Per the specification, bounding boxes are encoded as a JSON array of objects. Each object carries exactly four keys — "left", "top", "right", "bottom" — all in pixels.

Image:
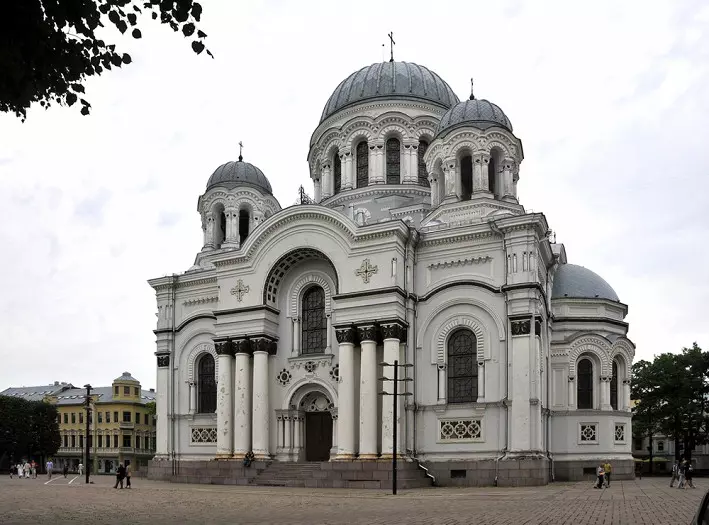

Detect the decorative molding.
[
  {"left": 438, "top": 418, "right": 483, "bottom": 442},
  {"left": 276, "top": 369, "right": 292, "bottom": 387},
  {"left": 183, "top": 295, "right": 219, "bottom": 307},
  {"left": 357, "top": 324, "right": 377, "bottom": 342},
  {"left": 381, "top": 322, "right": 407, "bottom": 343},
  {"left": 289, "top": 272, "right": 334, "bottom": 317},
  {"left": 230, "top": 279, "right": 249, "bottom": 302},
  {"left": 428, "top": 256, "right": 492, "bottom": 270},
  {"left": 355, "top": 258, "right": 378, "bottom": 284},
  {"left": 190, "top": 427, "right": 217, "bottom": 444},
  {"left": 156, "top": 354, "right": 170, "bottom": 368},
  {"left": 510, "top": 319, "right": 530, "bottom": 336},
  {"left": 289, "top": 354, "right": 332, "bottom": 371},
  {"left": 186, "top": 342, "right": 218, "bottom": 382},
  {"left": 335, "top": 327, "right": 357, "bottom": 345}
]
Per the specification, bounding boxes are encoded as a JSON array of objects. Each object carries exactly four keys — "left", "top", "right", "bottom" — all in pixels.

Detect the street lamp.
[{"left": 84, "top": 384, "right": 92, "bottom": 484}]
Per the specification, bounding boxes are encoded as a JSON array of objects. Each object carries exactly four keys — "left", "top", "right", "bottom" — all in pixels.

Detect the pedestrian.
[
  {"left": 595, "top": 464, "right": 605, "bottom": 488},
  {"left": 125, "top": 464, "right": 131, "bottom": 489},
  {"left": 30, "top": 461, "right": 37, "bottom": 479},
  {"left": 46, "top": 459, "right": 53, "bottom": 481},
  {"left": 9, "top": 464, "right": 14, "bottom": 479},
  {"left": 63, "top": 464, "right": 68, "bottom": 478},
  {"left": 18, "top": 463, "right": 24, "bottom": 479},
  {"left": 685, "top": 464, "right": 695, "bottom": 489},
  {"left": 603, "top": 460, "right": 612, "bottom": 487},
  {"left": 670, "top": 461, "right": 679, "bottom": 487},
  {"left": 114, "top": 463, "right": 125, "bottom": 489},
  {"left": 678, "top": 459, "right": 687, "bottom": 489},
  {"left": 78, "top": 462, "right": 83, "bottom": 476}
]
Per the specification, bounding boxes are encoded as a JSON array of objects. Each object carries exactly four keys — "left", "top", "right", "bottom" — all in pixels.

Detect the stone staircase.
[{"left": 250, "top": 460, "right": 433, "bottom": 489}]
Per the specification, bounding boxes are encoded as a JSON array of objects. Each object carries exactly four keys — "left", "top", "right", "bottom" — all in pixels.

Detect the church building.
[{"left": 148, "top": 59, "right": 635, "bottom": 486}]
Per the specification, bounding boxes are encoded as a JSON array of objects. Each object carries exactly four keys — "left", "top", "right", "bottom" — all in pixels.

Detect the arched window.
[
  {"left": 577, "top": 359, "right": 593, "bottom": 409},
  {"left": 197, "top": 354, "right": 216, "bottom": 413},
  {"left": 301, "top": 286, "right": 326, "bottom": 354},
  {"left": 461, "top": 156, "right": 473, "bottom": 200},
  {"left": 418, "top": 139, "right": 430, "bottom": 187},
  {"left": 356, "top": 141, "right": 369, "bottom": 188},
  {"left": 333, "top": 154, "right": 341, "bottom": 195},
  {"left": 610, "top": 360, "right": 618, "bottom": 410},
  {"left": 447, "top": 329, "right": 478, "bottom": 403},
  {"left": 386, "top": 138, "right": 400, "bottom": 184},
  {"left": 238, "top": 209, "right": 250, "bottom": 244},
  {"left": 487, "top": 156, "right": 496, "bottom": 195}
]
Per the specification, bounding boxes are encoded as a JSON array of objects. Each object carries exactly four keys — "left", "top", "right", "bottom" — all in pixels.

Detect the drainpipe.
[
  {"left": 406, "top": 228, "right": 418, "bottom": 456},
  {"left": 489, "top": 218, "right": 509, "bottom": 486},
  {"left": 170, "top": 274, "right": 177, "bottom": 475}
]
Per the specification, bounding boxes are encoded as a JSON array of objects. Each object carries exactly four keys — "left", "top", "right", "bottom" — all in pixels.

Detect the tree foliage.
[
  {"left": 632, "top": 343, "right": 709, "bottom": 465},
  {"left": 0, "top": 396, "right": 61, "bottom": 465},
  {"left": 0, "top": 0, "right": 211, "bottom": 120}
]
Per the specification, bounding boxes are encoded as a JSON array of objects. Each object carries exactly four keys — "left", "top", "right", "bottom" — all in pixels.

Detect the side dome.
[
  {"left": 435, "top": 98, "right": 512, "bottom": 138},
  {"left": 552, "top": 264, "right": 620, "bottom": 302},
  {"left": 320, "top": 61, "right": 459, "bottom": 123},
  {"left": 206, "top": 158, "right": 273, "bottom": 195}
]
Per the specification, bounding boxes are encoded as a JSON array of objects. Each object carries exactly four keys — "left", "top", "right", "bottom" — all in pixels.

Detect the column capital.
[
  {"left": 252, "top": 337, "right": 278, "bottom": 356},
  {"left": 156, "top": 354, "right": 170, "bottom": 367},
  {"left": 335, "top": 326, "right": 357, "bottom": 344},
  {"left": 214, "top": 340, "right": 235, "bottom": 356},
  {"left": 356, "top": 324, "right": 377, "bottom": 343},
  {"left": 381, "top": 321, "right": 407, "bottom": 342}
]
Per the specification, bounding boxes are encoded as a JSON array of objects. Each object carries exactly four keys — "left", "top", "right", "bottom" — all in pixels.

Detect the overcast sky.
[{"left": 1, "top": 0, "right": 707, "bottom": 391}]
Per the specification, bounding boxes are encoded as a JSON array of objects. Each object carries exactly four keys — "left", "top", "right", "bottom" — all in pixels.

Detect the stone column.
[
  {"left": 358, "top": 325, "right": 378, "bottom": 459},
  {"left": 188, "top": 381, "right": 196, "bottom": 415},
  {"left": 222, "top": 208, "right": 238, "bottom": 248},
  {"left": 252, "top": 340, "right": 273, "bottom": 459},
  {"left": 601, "top": 377, "right": 612, "bottom": 410},
  {"left": 473, "top": 154, "right": 485, "bottom": 193},
  {"left": 437, "top": 363, "right": 446, "bottom": 402},
  {"left": 342, "top": 149, "right": 353, "bottom": 190},
  {"left": 321, "top": 163, "right": 332, "bottom": 199},
  {"left": 215, "top": 341, "right": 234, "bottom": 458},
  {"left": 335, "top": 327, "right": 356, "bottom": 459},
  {"left": 283, "top": 415, "right": 292, "bottom": 454},
  {"left": 623, "top": 379, "right": 631, "bottom": 411},
  {"left": 381, "top": 322, "right": 404, "bottom": 458},
  {"left": 325, "top": 314, "right": 332, "bottom": 353},
  {"left": 368, "top": 145, "right": 377, "bottom": 185},
  {"left": 477, "top": 362, "right": 485, "bottom": 402},
  {"left": 410, "top": 144, "right": 419, "bottom": 184},
  {"left": 443, "top": 162, "right": 457, "bottom": 203},
  {"left": 331, "top": 412, "right": 338, "bottom": 458},
  {"left": 509, "top": 318, "right": 533, "bottom": 452},
  {"left": 429, "top": 176, "right": 439, "bottom": 207},
  {"left": 568, "top": 377, "right": 575, "bottom": 408},
  {"left": 293, "top": 413, "right": 303, "bottom": 461},
  {"left": 314, "top": 179, "right": 321, "bottom": 202},
  {"left": 402, "top": 143, "right": 413, "bottom": 183},
  {"left": 204, "top": 212, "right": 215, "bottom": 250},
  {"left": 293, "top": 318, "right": 300, "bottom": 356},
  {"left": 233, "top": 343, "right": 252, "bottom": 458},
  {"left": 155, "top": 353, "right": 170, "bottom": 457},
  {"left": 374, "top": 142, "right": 385, "bottom": 183}
]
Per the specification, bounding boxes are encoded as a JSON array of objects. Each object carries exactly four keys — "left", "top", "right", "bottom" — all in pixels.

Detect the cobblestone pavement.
[{"left": 0, "top": 475, "right": 705, "bottom": 524}]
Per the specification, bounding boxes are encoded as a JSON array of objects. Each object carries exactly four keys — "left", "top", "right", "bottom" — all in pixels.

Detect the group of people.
[
  {"left": 8, "top": 460, "right": 38, "bottom": 479},
  {"left": 594, "top": 461, "right": 613, "bottom": 488},
  {"left": 670, "top": 459, "right": 696, "bottom": 489},
  {"left": 113, "top": 462, "right": 132, "bottom": 489}
]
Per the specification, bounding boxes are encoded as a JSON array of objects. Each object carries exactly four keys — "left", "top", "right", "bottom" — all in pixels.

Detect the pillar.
[
  {"left": 222, "top": 208, "right": 238, "bottom": 248},
  {"left": 429, "top": 176, "right": 439, "bottom": 207},
  {"left": 473, "top": 154, "right": 484, "bottom": 193},
  {"left": 188, "top": 381, "right": 196, "bottom": 415},
  {"left": 215, "top": 342, "right": 234, "bottom": 458},
  {"left": 331, "top": 410, "right": 338, "bottom": 458},
  {"left": 321, "top": 163, "right": 332, "bottom": 198},
  {"left": 155, "top": 352, "right": 170, "bottom": 457},
  {"left": 314, "top": 179, "right": 321, "bottom": 202},
  {"left": 293, "top": 318, "right": 300, "bottom": 356},
  {"left": 443, "top": 163, "right": 457, "bottom": 202},
  {"left": 283, "top": 415, "right": 292, "bottom": 452},
  {"left": 623, "top": 379, "right": 631, "bottom": 411},
  {"left": 601, "top": 377, "right": 612, "bottom": 410},
  {"left": 568, "top": 377, "right": 575, "bottom": 408},
  {"left": 509, "top": 318, "right": 532, "bottom": 452},
  {"left": 204, "top": 212, "right": 215, "bottom": 249},
  {"left": 335, "top": 327, "right": 356, "bottom": 459},
  {"left": 293, "top": 413, "right": 302, "bottom": 460},
  {"left": 342, "top": 150, "right": 353, "bottom": 190},
  {"left": 358, "top": 326, "right": 378, "bottom": 459},
  {"left": 233, "top": 346, "right": 252, "bottom": 458},
  {"left": 368, "top": 145, "right": 377, "bottom": 185},
  {"left": 437, "top": 364, "right": 446, "bottom": 402},
  {"left": 402, "top": 143, "right": 413, "bottom": 183},
  {"left": 375, "top": 143, "right": 385, "bottom": 183},
  {"left": 410, "top": 144, "right": 419, "bottom": 184},
  {"left": 477, "top": 362, "right": 485, "bottom": 402},
  {"left": 252, "top": 348, "right": 270, "bottom": 459},
  {"left": 325, "top": 314, "right": 332, "bottom": 353},
  {"left": 381, "top": 322, "right": 404, "bottom": 458}
]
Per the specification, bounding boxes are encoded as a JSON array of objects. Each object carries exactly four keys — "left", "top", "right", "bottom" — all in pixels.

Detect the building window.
[
  {"left": 63, "top": 413, "right": 68, "bottom": 424},
  {"left": 301, "top": 286, "right": 326, "bottom": 355},
  {"left": 135, "top": 387, "right": 139, "bottom": 396},
  {"left": 79, "top": 412, "right": 83, "bottom": 424},
  {"left": 98, "top": 435, "right": 103, "bottom": 448},
  {"left": 333, "top": 153, "right": 341, "bottom": 195},
  {"left": 135, "top": 412, "right": 140, "bottom": 423},
  {"left": 610, "top": 360, "right": 619, "bottom": 410},
  {"left": 122, "top": 411, "right": 131, "bottom": 423},
  {"left": 114, "top": 386, "right": 119, "bottom": 395},
  {"left": 418, "top": 139, "right": 429, "bottom": 187},
  {"left": 135, "top": 435, "right": 141, "bottom": 450},
  {"left": 198, "top": 354, "right": 217, "bottom": 413},
  {"left": 614, "top": 424, "right": 626, "bottom": 443},
  {"left": 122, "top": 434, "right": 131, "bottom": 448},
  {"left": 97, "top": 411, "right": 102, "bottom": 423},
  {"left": 63, "top": 435, "right": 68, "bottom": 447},
  {"left": 447, "top": 329, "right": 478, "bottom": 403},
  {"left": 385, "top": 138, "right": 400, "bottom": 184},
  {"left": 238, "top": 209, "right": 250, "bottom": 244},
  {"left": 356, "top": 141, "right": 368, "bottom": 188},
  {"left": 113, "top": 411, "right": 118, "bottom": 422},
  {"left": 106, "top": 411, "right": 111, "bottom": 423},
  {"left": 71, "top": 435, "right": 76, "bottom": 448},
  {"left": 487, "top": 155, "right": 496, "bottom": 195},
  {"left": 123, "top": 386, "right": 129, "bottom": 395},
  {"left": 461, "top": 156, "right": 473, "bottom": 200},
  {"left": 577, "top": 358, "right": 593, "bottom": 409},
  {"left": 79, "top": 435, "right": 83, "bottom": 448},
  {"left": 144, "top": 414, "right": 149, "bottom": 425},
  {"left": 114, "top": 435, "right": 119, "bottom": 448},
  {"left": 71, "top": 413, "right": 76, "bottom": 424},
  {"left": 658, "top": 441, "right": 664, "bottom": 452},
  {"left": 579, "top": 423, "right": 597, "bottom": 443}
]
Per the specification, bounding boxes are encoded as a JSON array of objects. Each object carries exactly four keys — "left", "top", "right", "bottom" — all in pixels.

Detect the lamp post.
[
  {"left": 84, "top": 384, "right": 92, "bottom": 484},
  {"left": 379, "top": 360, "right": 413, "bottom": 495}
]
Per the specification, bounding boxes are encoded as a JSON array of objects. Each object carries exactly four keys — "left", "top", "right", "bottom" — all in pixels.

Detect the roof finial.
[
  {"left": 238, "top": 141, "right": 243, "bottom": 162},
  {"left": 470, "top": 77, "right": 475, "bottom": 100},
  {"left": 387, "top": 32, "right": 395, "bottom": 63}
]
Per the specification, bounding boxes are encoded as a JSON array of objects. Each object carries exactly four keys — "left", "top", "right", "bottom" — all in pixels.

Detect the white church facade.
[{"left": 148, "top": 60, "right": 635, "bottom": 486}]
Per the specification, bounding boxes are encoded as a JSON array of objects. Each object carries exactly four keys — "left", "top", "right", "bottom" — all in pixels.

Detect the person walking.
[
  {"left": 595, "top": 464, "right": 605, "bottom": 488},
  {"left": 125, "top": 464, "right": 131, "bottom": 489},
  {"left": 670, "top": 461, "right": 679, "bottom": 487},
  {"left": 78, "top": 462, "right": 83, "bottom": 476},
  {"left": 46, "top": 459, "right": 53, "bottom": 481},
  {"left": 603, "top": 460, "right": 612, "bottom": 487},
  {"left": 114, "top": 463, "right": 125, "bottom": 489},
  {"left": 677, "top": 459, "right": 687, "bottom": 489},
  {"left": 685, "top": 464, "right": 695, "bottom": 489},
  {"left": 63, "top": 463, "right": 68, "bottom": 478}
]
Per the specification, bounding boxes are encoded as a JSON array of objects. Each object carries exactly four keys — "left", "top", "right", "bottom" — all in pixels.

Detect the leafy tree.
[
  {"left": 0, "top": 396, "right": 60, "bottom": 468},
  {"left": 0, "top": 0, "right": 211, "bottom": 120}
]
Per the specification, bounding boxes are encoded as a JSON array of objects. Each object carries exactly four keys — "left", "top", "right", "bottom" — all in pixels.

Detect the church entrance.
[{"left": 305, "top": 412, "right": 333, "bottom": 461}]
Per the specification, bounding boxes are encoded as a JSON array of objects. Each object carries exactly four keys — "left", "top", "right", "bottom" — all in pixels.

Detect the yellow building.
[{"left": 48, "top": 372, "right": 156, "bottom": 473}]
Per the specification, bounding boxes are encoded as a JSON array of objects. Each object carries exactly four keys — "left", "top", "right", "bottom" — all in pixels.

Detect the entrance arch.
[{"left": 278, "top": 381, "right": 337, "bottom": 462}]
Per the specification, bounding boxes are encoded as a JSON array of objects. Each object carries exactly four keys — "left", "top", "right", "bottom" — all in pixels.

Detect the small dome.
[
  {"left": 115, "top": 372, "right": 138, "bottom": 382},
  {"left": 320, "top": 61, "right": 459, "bottom": 123},
  {"left": 552, "top": 264, "right": 620, "bottom": 302},
  {"left": 206, "top": 159, "right": 273, "bottom": 195},
  {"left": 435, "top": 99, "right": 512, "bottom": 138}
]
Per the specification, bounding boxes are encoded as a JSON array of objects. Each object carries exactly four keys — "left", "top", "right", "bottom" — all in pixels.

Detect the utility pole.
[
  {"left": 380, "top": 359, "right": 412, "bottom": 495},
  {"left": 84, "top": 384, "right": 92, "bottom": 484}
]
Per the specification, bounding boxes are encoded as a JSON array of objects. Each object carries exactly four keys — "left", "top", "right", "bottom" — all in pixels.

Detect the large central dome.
[{"left": 320, "top": 61, "right": 459, "bottom": 123}]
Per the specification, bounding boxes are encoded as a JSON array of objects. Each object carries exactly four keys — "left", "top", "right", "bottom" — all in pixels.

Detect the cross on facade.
[
  {"left": 238, "top": 141, "right": 244, "bottom": 161},
  {"left": 356, "top": 258, "right": 378, "bottom": 284},
  {"left": 388, "top": 32, "right": 395, "bottom": 62},
  {"left": 230, "top": 279, "right": 249, "bottom": 302}
]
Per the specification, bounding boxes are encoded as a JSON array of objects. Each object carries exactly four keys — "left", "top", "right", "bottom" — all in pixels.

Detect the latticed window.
[
  {"left": 577, "top": 359, "right": 593, "bottom": 409},
  {"left": 447, "top": 329, "right": 478, "bottom": 403},
  {"left": 386, "top": 138, "right": 400, "bottom": 184},
  {"left": 333, "top": 154, "right": 341, "bottom": 194},
  {"left": 418, "top": 139, "right": 429, "bottom": 186},
  {"left": 356, "top": 141, "right": 368, "bottom": 188},
  {"left": 301, "top": 286, "right": 326, "bottom": 354},
  {"left": 198, "top": 354, "right": 216, "bottom": 413},
  {"left": 610, "top": 361, "right": 618, "bottom": 410}
]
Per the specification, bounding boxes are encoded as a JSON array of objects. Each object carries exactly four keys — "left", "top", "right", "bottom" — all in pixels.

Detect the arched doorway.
[
  {"left": 300, "top": 391, "right": 334, "bottom": 461},
  {"left": 278, "top": 384, "right": 336, "bottom": 462}
]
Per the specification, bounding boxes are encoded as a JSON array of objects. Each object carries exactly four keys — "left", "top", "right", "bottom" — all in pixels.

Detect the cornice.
[
  {"left": 150, "top": 273, "right": 217, "bottom": 292},
  {"left": 427, "top": 256, "right": 492, "bottom": 270},
  {"left": 320, "top": 184, "right": 430, "bottom": 207},
  {"left": 183, "top": 295, "right": 219, "bottom": 307},
  {"left": 418, "top": 230, "right": 495, "bottom": 248}
]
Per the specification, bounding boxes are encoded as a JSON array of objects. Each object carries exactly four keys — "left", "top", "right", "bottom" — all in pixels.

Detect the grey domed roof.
[
  {"left": 435, "top": 98, "right": 513, "bottom": 138},
  {"left": 552, "top": 264, "right": 620, "bottom": 302},
  {"left": 206, "top": 159, "right": 273, "bottom": 195},
  {"left": 320, "top": 62, "right": 459, "bottom": 123},
  {"left": 115, "top": 372, "right": 138, "bottom": 382}
]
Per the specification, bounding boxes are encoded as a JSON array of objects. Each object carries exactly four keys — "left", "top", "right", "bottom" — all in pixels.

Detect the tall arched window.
[
  {"left": 301, "top": 286, "right": 326, "bottom": 354},
  {"left": 610, "top": 360, "right": 618, "bottom": 410},
  {"left": 418, "top": 140, "right": 430, "bottom": 187},
  {"left": 333, "top": 153, "right": 341, "bottom": 195},
  {"left": 461, "top": 156, "right": 473, "bottom": 200},
  {"left": 197, "top": 354, "right": 216, "bottom": 413},
  {"left": 386, "top": 138, "right": 400, "bottom": 184},
  {"left": 356, "top": 141, "right": 369, "bottom": 188},
  {"left": 577, "top": 359, "right": 593, "bottom": 409},
  {"left": 487, "top": 156, "right": 496, "bottom": 195},
  {"left": 238, "top": 209, "right": 250, "bottom": 244},
  {"left": 447, "top": 329, "right": 478, "bottom": 403}
]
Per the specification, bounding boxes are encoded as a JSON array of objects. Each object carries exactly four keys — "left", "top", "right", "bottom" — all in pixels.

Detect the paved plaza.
[{"left": 0, "top": 474, "right": 704, "bottom": 524}]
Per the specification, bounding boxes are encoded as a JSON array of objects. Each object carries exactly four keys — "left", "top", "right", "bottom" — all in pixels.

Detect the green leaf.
[
  {"left": 192, "top": 2, "right": 203, "bottom": 21},
  {"left": 152, "top": 11, "right": 158, "bottom": 19},
  {"left": 132, "top": 28, "right": 142, "bottom": 38},
  {"left": 197, "top": 30, "right": 206, "bottom": 38},
  {"left": 81, "top": 106, "right": 90, "bottom": 116},
  {"left": 108, "top": 10, "right": 120, "bottom": 24},
  {"left": 182, "top": 22, "right": 195, "bottom": 37},
  {"left": 122, "top": 53, "right": 132, "bottom": 64},
  {"left": 111, "top": 54, "right": 123, "bottom": 67},
  {"left": 191, "top": 40, "right": 205, "bottom": 54},
  {"left": 116, "top": 20, "right": 128, "bottom": 33},
  {"left": 127, "top": 13, "right": 137, "bottom": 25},
  {"left": 206, "top": 49, "right": 214, "bottom": 58},
  {"left": 71, "top": 84, "right": 85, "bottom": 93}
]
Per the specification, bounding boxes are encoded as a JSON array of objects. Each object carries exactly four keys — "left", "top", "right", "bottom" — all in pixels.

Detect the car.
[{"left": 692, "top": 490, "right": 709, "bottom": 524}]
